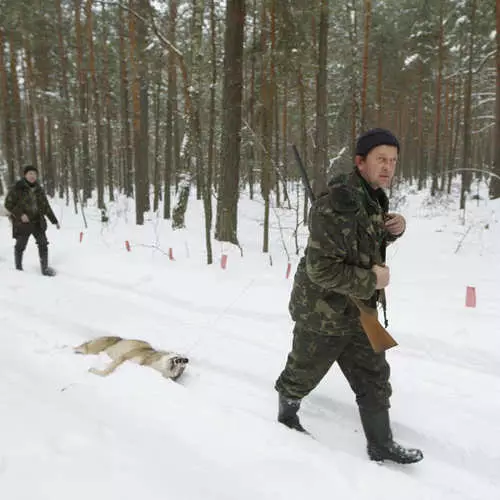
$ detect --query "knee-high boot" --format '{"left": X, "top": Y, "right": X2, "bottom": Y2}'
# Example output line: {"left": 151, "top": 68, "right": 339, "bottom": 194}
{"left": 39, "top": 246, "right": 56, "bottom": 277}
{"left": 359, "top": 408, "right": 423, "bottom": 464}
{"left": 14, "top": 248, "right": 24, "bottom": 270}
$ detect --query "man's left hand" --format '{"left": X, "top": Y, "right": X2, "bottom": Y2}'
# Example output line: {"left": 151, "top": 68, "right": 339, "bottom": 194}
{"left": 385, "top": 213, "right": 405, "bottom": 236}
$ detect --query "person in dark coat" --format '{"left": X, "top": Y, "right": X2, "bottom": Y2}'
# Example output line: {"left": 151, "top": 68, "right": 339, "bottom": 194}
{"left": 4, "top": 165, "right": 60, "bottom": 276}
{"left": 275, "top": 129, "right": 423, "bottom": 464}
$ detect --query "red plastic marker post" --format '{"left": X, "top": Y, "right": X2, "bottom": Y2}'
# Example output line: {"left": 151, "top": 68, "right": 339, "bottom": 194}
{"left": 465, "top": 286, "right": 476, "bottom": 308}
{"left": 286, "top": 262, "right": 292, "bottom": 279}
{"left": 221, "top": 254, "right": 228, "bottom": 270}
{"left": 79, "top": 232, "right": 83, "bottom": 243}
{"left": 168, "top": 247, "right": 175, "bottom": 261}
{"left": 125, "top": 240, "right": 131, "bottom": 252}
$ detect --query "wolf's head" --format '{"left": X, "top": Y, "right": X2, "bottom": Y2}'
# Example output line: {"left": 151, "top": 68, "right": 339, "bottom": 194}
{"left": 157, "top": 353, "right": 189, "bottom": 381}
{"left": 170, "top": 356, "right": 189, "bottom": 380}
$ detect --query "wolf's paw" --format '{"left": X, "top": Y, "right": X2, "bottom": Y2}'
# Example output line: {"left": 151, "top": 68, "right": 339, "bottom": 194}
{"left": 88, "top": 367, "right": 108, "bottom": 377}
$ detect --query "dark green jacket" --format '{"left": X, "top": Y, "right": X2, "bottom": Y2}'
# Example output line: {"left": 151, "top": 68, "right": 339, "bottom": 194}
{"left": 4, "top": 179, "right": 58, "bottom": 236}
{"left": 289, "top": 167, "right": 402, "bottom": 335}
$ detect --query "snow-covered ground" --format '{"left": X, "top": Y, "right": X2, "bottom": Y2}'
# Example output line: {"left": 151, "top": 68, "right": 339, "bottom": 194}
{"left": 1, "top": 180, "right": 499, "bottom": 500}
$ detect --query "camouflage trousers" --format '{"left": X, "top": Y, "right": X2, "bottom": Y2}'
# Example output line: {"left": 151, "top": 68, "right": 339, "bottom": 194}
{"left": 275, "top": 322, "right": 392, "bottom": 412}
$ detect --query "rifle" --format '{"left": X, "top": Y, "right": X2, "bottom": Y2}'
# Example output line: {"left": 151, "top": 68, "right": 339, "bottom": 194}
{"left": 291, "top": 144, "right": 398, "bottom": 354}
{"left": 292, "top": 145, "right": 315, "bottom": 204}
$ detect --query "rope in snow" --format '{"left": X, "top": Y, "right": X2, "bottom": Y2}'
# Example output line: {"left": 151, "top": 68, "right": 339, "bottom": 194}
{"left": 183, "top": 276, "right": 258, "bottom": 356}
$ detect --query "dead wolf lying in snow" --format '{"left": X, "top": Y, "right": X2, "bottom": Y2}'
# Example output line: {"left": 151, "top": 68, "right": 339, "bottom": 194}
{"left": 74, "top": 336, "right": 189, "bottom": 380}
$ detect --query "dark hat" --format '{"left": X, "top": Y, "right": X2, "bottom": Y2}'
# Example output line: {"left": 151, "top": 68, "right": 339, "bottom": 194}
{"left": 23, "top": 165, "right": 38, "bottom": 175}
{"left": 355, "top": 128, "right": 400, "bottom": 157}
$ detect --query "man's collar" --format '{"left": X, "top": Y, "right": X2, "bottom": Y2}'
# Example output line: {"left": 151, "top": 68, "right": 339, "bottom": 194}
{"left": 353, "top": 167, "right": 388, "bottom": 211}
{"left": 23, "top": 178, "right": 38, "bottom": 188}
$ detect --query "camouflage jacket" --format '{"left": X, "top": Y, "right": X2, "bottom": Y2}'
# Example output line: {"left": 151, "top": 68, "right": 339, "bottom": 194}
{"left": 4, "top": 179, "right": 58, "bottom": 233}
{"left": 289, "top": 167, "right": 402, "bottom": 335}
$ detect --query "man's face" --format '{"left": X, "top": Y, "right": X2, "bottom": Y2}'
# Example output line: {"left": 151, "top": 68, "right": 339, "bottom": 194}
{"left": 24, "top": 171, "right": 37, "bottom": 184}
{"left": 355, "top": 145, "right": 398, "bottom": 189}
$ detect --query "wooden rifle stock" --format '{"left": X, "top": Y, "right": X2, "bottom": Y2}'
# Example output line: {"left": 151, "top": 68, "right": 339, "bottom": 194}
{"left": 291, "top": 144, "right": 398, "bottom": 354}
{"left": 349, "top": 297, "right": 398, "bottom": 353}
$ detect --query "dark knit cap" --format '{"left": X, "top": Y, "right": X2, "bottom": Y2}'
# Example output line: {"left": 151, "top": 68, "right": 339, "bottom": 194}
{"left": 355, "top": 128, "right": 400, "bottom": 157}
{"left": 23, "top": 165, "right": 38, "bottom": 175}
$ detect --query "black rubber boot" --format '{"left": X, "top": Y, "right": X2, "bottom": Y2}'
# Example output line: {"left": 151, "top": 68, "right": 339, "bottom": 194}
{"left": 278, "top": 394, "right": 308, "bottom": 433}
{"left": 359, "top": 409, "right": 423, "bottom": 464}
{"left": 39, "top": 247, "right": 56, "bottom": 277}
{"left": 15, "top": 248, "right": 24, "bottom": 271}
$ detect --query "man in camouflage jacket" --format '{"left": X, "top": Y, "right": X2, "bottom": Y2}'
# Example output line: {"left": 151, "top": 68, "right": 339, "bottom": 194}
{"left": 4, "top": 165, "right": 60, "bottom": 276}
{"left": 275, "top": 129, "right": 423, "bottom": 464}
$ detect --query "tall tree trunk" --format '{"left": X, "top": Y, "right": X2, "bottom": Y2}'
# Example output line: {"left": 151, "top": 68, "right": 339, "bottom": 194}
{"left": 38, "top": 115, "right": 46, "bottom": 186}
{"left": 259, "top": 3, "right": 271, "bottom": 253}
{"left": 460, "top": 0, "right": 477, "bottom": 210}
{"left": 41, "top": 64, "right": 55, "bottom": 196}
{"left": 102, "top": 2, "right": 115, "bottom": 204}
{"left": 153, "top": 71, "right": 161, "bottom": 212}
{"left": 193, "top": 0, "right": 203, "bottom": 202}
{"left": 129, "top": 0, "right": 145, "bottom": 224}
{"left": 56, "top": 0, "right": 78, "bottom": 212}
{"left": 0, "top": 28, "right": 15, "bottom": 183}
{"left": 446, "top": 77, "right": 457, "bottom": 191}
{"left": 361, "top": 0, "right": 372, "bottom": 130}
{"left": 172, "top": 70, "right": 181, "bottom": 195}
{"left": 23, "top": 40, "right": 38, "bottom": 172}
{"left": 138, "top": 0, "right": 150, "bottom": 212}
{"left": 76, "top": 0, "right": 91, "bottom": 202}
{"left": 261, "top": 80, "right": 272, "bottom": 254}
{"left": 314, "top": 0, "right": 328, "bottom": 195}
{"left": 248, "top": 0, "right": 257, "bottom": 200}
{"left": 348, "top": 0, "right": 359, "bottom": 158}
{"left": 399, "top": 98, "right": 410, "bottom": 179}
{"left": 208, "top": 0, "right": 217, "bottom": 197}
{"left": 163, "top": 0, "right": 177, "bottom": 219}
{"left": 9, "top": 36, "right": 24, "bottom": 170}
{"left": 298, "top": 64, "right": 309, "bottom": 224}
{"left": 204, "top": 0, "right": 217, "bottom": 264}
{"left": 491, "top": 0, "right": 500, "bottom": 198}
{"left": 440, "top": 77, "right": 450, "bottom": 192}
{"left": 46, "top": 115, "right": 55, "bottom": 197}
{"left": 271, "top": 0, "right": 280, "bottom": 207}
{"left": 119, "top": 5, "right": 133, "bottom": 197}
{"left": 431, "top": 1, "right": 444, "bottom": 196}
{"left": 449, "top": 75, "right": 463, "bottom": 194}
{"left": 282, "top": 78, "right": 290, "bottom": 207}
{"left": 376, "top": 50, "right": 383, "bottom": 126}
{"left": 417, "top": 61, "right": 426, "bottom": 190}
{"left": 172, "top": 0, "right": 205, "bottom": 231}
{"left": 86, "top": 0, "right": 104, "bottom": 209}
{"left": 215, "top": 0, "right": 245, "bottom": 245}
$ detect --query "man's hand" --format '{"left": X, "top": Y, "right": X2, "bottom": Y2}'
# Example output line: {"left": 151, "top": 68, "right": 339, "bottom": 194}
{"left": 20, "top": 214, "right": 29, "bottom": 223}
{"left": 385, "top": 213, "right": 405, "bottom": 236}
{"left": 372, "top": 264, "right": 390, "bottom": 289}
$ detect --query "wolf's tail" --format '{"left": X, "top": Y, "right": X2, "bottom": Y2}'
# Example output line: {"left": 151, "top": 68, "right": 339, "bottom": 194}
{"left": 74, "top": 336, "right": 122, "bottom": 355}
